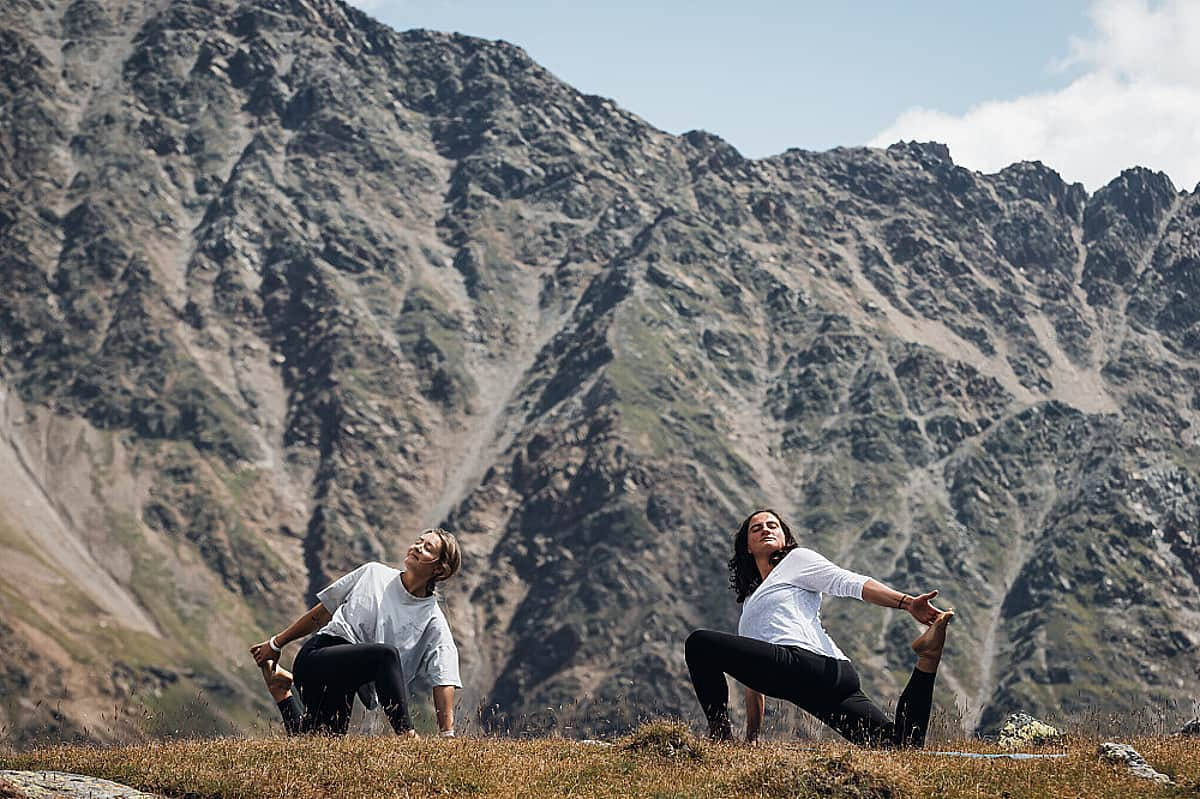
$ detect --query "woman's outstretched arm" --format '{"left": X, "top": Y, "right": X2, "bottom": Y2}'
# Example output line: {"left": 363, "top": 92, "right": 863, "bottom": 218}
{"left": 433, "top": 685, "right": 455, "bottom": 735}
{"left": 860, "top": 581, "right": 944, "bottom": 624}
{"left": 744, "top": 686, "right": 765, "bottom": 745}
{"left": 249, "top": 604, "right": 333, "bottom": 665}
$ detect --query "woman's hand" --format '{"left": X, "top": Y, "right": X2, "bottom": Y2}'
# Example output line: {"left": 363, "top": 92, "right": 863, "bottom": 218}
{"left": 247, "top": 604, "right": 330, "bottom": 668}
{"left": 906, "top": 590, "right": 945, "bottom": 625}
{"left": 249, "top": 640, "right": 277, "bottom": 667}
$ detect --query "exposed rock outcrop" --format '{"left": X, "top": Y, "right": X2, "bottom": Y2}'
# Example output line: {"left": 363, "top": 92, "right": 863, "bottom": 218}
{"left": 1098, "top": 742, "right": 1174, "bottom": 785}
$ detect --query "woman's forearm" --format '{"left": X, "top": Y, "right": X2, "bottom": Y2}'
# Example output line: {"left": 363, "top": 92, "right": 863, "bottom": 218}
{"left": 862, "top": 581, "right": 945, "bottom": 624}
{"left": 433, "top": 685, "right": 455, "bottom": 733}
{"left": 861, "top": 579, "right": 909, "bottom": 610}
{"left": 275, "top": 604, "right": 333, "bottom": 648}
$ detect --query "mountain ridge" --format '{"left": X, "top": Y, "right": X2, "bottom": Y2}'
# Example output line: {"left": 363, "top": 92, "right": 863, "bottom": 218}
{"left": 1, "top": 0, "right": 1198, "bottom": 746}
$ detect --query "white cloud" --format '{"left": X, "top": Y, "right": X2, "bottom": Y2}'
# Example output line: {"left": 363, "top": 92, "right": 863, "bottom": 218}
{"left": 870, "top": 0, "right": 1200, "bottom": 191}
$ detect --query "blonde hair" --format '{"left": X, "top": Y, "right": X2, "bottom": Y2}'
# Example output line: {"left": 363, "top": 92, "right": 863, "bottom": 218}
{"left": 424, "top": 528, "right": 461, "bottom": 595}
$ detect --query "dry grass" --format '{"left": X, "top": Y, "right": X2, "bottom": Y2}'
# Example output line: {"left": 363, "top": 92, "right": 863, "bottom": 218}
{"left": 1, "top": 722, "right": 1198, "bottom": 798}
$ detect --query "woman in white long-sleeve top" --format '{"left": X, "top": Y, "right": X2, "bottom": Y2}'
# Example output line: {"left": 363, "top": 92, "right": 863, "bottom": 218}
{"left": 249, "top": 528, "right": 462, "bottom": 737}
{"left": 685, "top": 509, "right": 954, "bottom": 747}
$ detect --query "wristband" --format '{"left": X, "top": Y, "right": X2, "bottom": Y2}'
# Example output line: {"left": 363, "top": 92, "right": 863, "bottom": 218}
{"left": 268, "top": 635, "right": 282, "bottom": 653}
{"left": 896, "top": 594, "right": 910, "bottom": 610}
{"left": 439, "top": 729, "right": 456, "bottom": 738}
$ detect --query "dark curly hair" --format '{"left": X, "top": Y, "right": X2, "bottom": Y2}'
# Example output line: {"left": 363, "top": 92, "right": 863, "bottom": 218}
{"left": 728, "top": 509, "right": 798, "bottom": 603}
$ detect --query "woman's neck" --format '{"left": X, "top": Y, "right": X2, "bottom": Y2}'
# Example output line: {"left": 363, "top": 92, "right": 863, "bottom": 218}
{"left": 401, "top": 568, "right": 432, "bottom": 597}
{"left": 755, "top": 554, "right": 775, "bottom": 581}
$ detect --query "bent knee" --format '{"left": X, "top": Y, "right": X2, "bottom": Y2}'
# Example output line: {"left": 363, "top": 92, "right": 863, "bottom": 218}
{"left": 363, "top": 644, "right": 401, "bottom": 667}
{"left": 685, "top": 629, "right": 718, "bottom": 659}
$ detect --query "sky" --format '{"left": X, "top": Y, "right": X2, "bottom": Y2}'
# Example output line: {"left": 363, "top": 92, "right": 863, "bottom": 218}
{"left": 348, "top": 1, "right": 1200, "bottom": 192}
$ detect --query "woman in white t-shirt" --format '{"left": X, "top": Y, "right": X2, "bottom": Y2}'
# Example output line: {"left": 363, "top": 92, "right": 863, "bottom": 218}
{"left": 685, "top": 509, "right": 954, "bottom": 747}
{"left": 250, "top": 528, "right": 462, "bottom": 737}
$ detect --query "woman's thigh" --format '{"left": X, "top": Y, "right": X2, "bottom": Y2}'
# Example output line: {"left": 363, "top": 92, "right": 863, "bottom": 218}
{"left": 688, "top": 630, "right": 849, "bottom": 704}
{"left": 294, "top": 637, "right": 394, "bottom": 693}
{"left": 772, "top": 646, "right": 863, "bottom": 713}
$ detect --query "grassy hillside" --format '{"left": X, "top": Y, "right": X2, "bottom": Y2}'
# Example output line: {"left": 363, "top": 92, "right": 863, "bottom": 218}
{"left": 2, "top": 722, "right": 1198, "bottom": 798}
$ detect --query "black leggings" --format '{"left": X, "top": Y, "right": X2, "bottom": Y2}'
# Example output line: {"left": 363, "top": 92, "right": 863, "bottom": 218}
{"left": 276, "top": 634, "right": 413, "bottom": 735}
{"left": 685, "top": 629, "right": 936, "bottom": 747}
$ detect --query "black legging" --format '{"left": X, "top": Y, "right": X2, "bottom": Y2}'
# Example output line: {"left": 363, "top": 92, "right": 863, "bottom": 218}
{"left": 685, "top": 629, "right": 936, "bottom": 747}
{"left": 276, "top": 633, "right": 413, "bottom": 735}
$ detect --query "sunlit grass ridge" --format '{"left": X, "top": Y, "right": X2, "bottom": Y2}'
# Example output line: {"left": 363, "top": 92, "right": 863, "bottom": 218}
{"left": 2, "top": 720, "right": 1199, "bottom": 798}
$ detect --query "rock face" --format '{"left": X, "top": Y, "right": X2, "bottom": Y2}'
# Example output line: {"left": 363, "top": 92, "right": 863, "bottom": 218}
{"left": 2, "top": 0, "right": 1200, "bottom": 745}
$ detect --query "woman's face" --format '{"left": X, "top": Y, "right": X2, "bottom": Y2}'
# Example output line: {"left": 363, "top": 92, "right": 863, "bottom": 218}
{"left": 404, "top": 531, "right": 444, "bottom": 574}
{"left": 745, "top": 511, "right": 787, "bottom": 558}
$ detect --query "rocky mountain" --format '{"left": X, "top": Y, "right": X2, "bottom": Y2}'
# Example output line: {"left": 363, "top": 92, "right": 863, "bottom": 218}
{"left": 2, "top": 0, "right": 1198, "bottom": 746}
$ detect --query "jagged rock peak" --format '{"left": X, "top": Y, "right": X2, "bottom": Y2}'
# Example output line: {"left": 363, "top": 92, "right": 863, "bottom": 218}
{"left": 887, "top": 139, "right": 953, "bottom": 164}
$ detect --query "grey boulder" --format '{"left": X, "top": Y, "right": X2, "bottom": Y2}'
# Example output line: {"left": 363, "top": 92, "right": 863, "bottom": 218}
{"left": 1098, "top": 742, "right": 1173, "bottom": 785}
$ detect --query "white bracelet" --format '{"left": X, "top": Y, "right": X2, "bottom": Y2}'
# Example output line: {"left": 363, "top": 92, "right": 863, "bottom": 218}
{"left": 268, "top": 635, "right": 282, "bottom": 653}
{"left": 438, "top": 729, "right": 455, "bottom": 738}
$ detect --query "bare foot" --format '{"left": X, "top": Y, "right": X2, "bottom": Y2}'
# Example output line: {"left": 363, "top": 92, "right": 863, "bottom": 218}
{"left": 259, "top": 662, "right": 294, "bottom": 703}
{"left": 911, "top": 610, "right": 955, "bottom": 673}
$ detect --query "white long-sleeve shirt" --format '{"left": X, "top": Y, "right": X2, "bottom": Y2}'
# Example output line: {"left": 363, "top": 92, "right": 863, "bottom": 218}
{"left": 737, "top": 547, "right": 869, "bottom": 661}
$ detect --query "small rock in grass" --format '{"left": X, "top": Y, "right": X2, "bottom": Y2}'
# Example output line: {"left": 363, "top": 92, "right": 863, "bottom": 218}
{"left": 996, "top": 712, "right": 1064, "bottom": 749}
{"left": 1179, "top": 718, "right": 1200, "bottom": 737}
{"left": 1098, "top": 742, "right": 1174, "bottom": 785}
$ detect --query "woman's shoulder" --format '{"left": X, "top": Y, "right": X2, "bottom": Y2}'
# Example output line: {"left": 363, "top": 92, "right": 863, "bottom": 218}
{"left": 780, "top": 546, "right": 824, "bottom": 563}
{"left": 362, "top": 560, "right": 401, "bottom": 575}
{"left": 775, "top": 546, "right": 837, "bottom": 575}
{"left": 424, "top": 607, "right": 458, "bottom": 641}
{"left": 348, "top": 561, "right": 400, "bottom": 586}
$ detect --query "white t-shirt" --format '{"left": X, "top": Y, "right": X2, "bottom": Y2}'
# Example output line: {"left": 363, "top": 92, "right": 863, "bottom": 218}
{"left": 316, "top": 562, "right": 462, "bottom": 699}
{"left": 737, "top": 547, "right": 870, "bottom": 661}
